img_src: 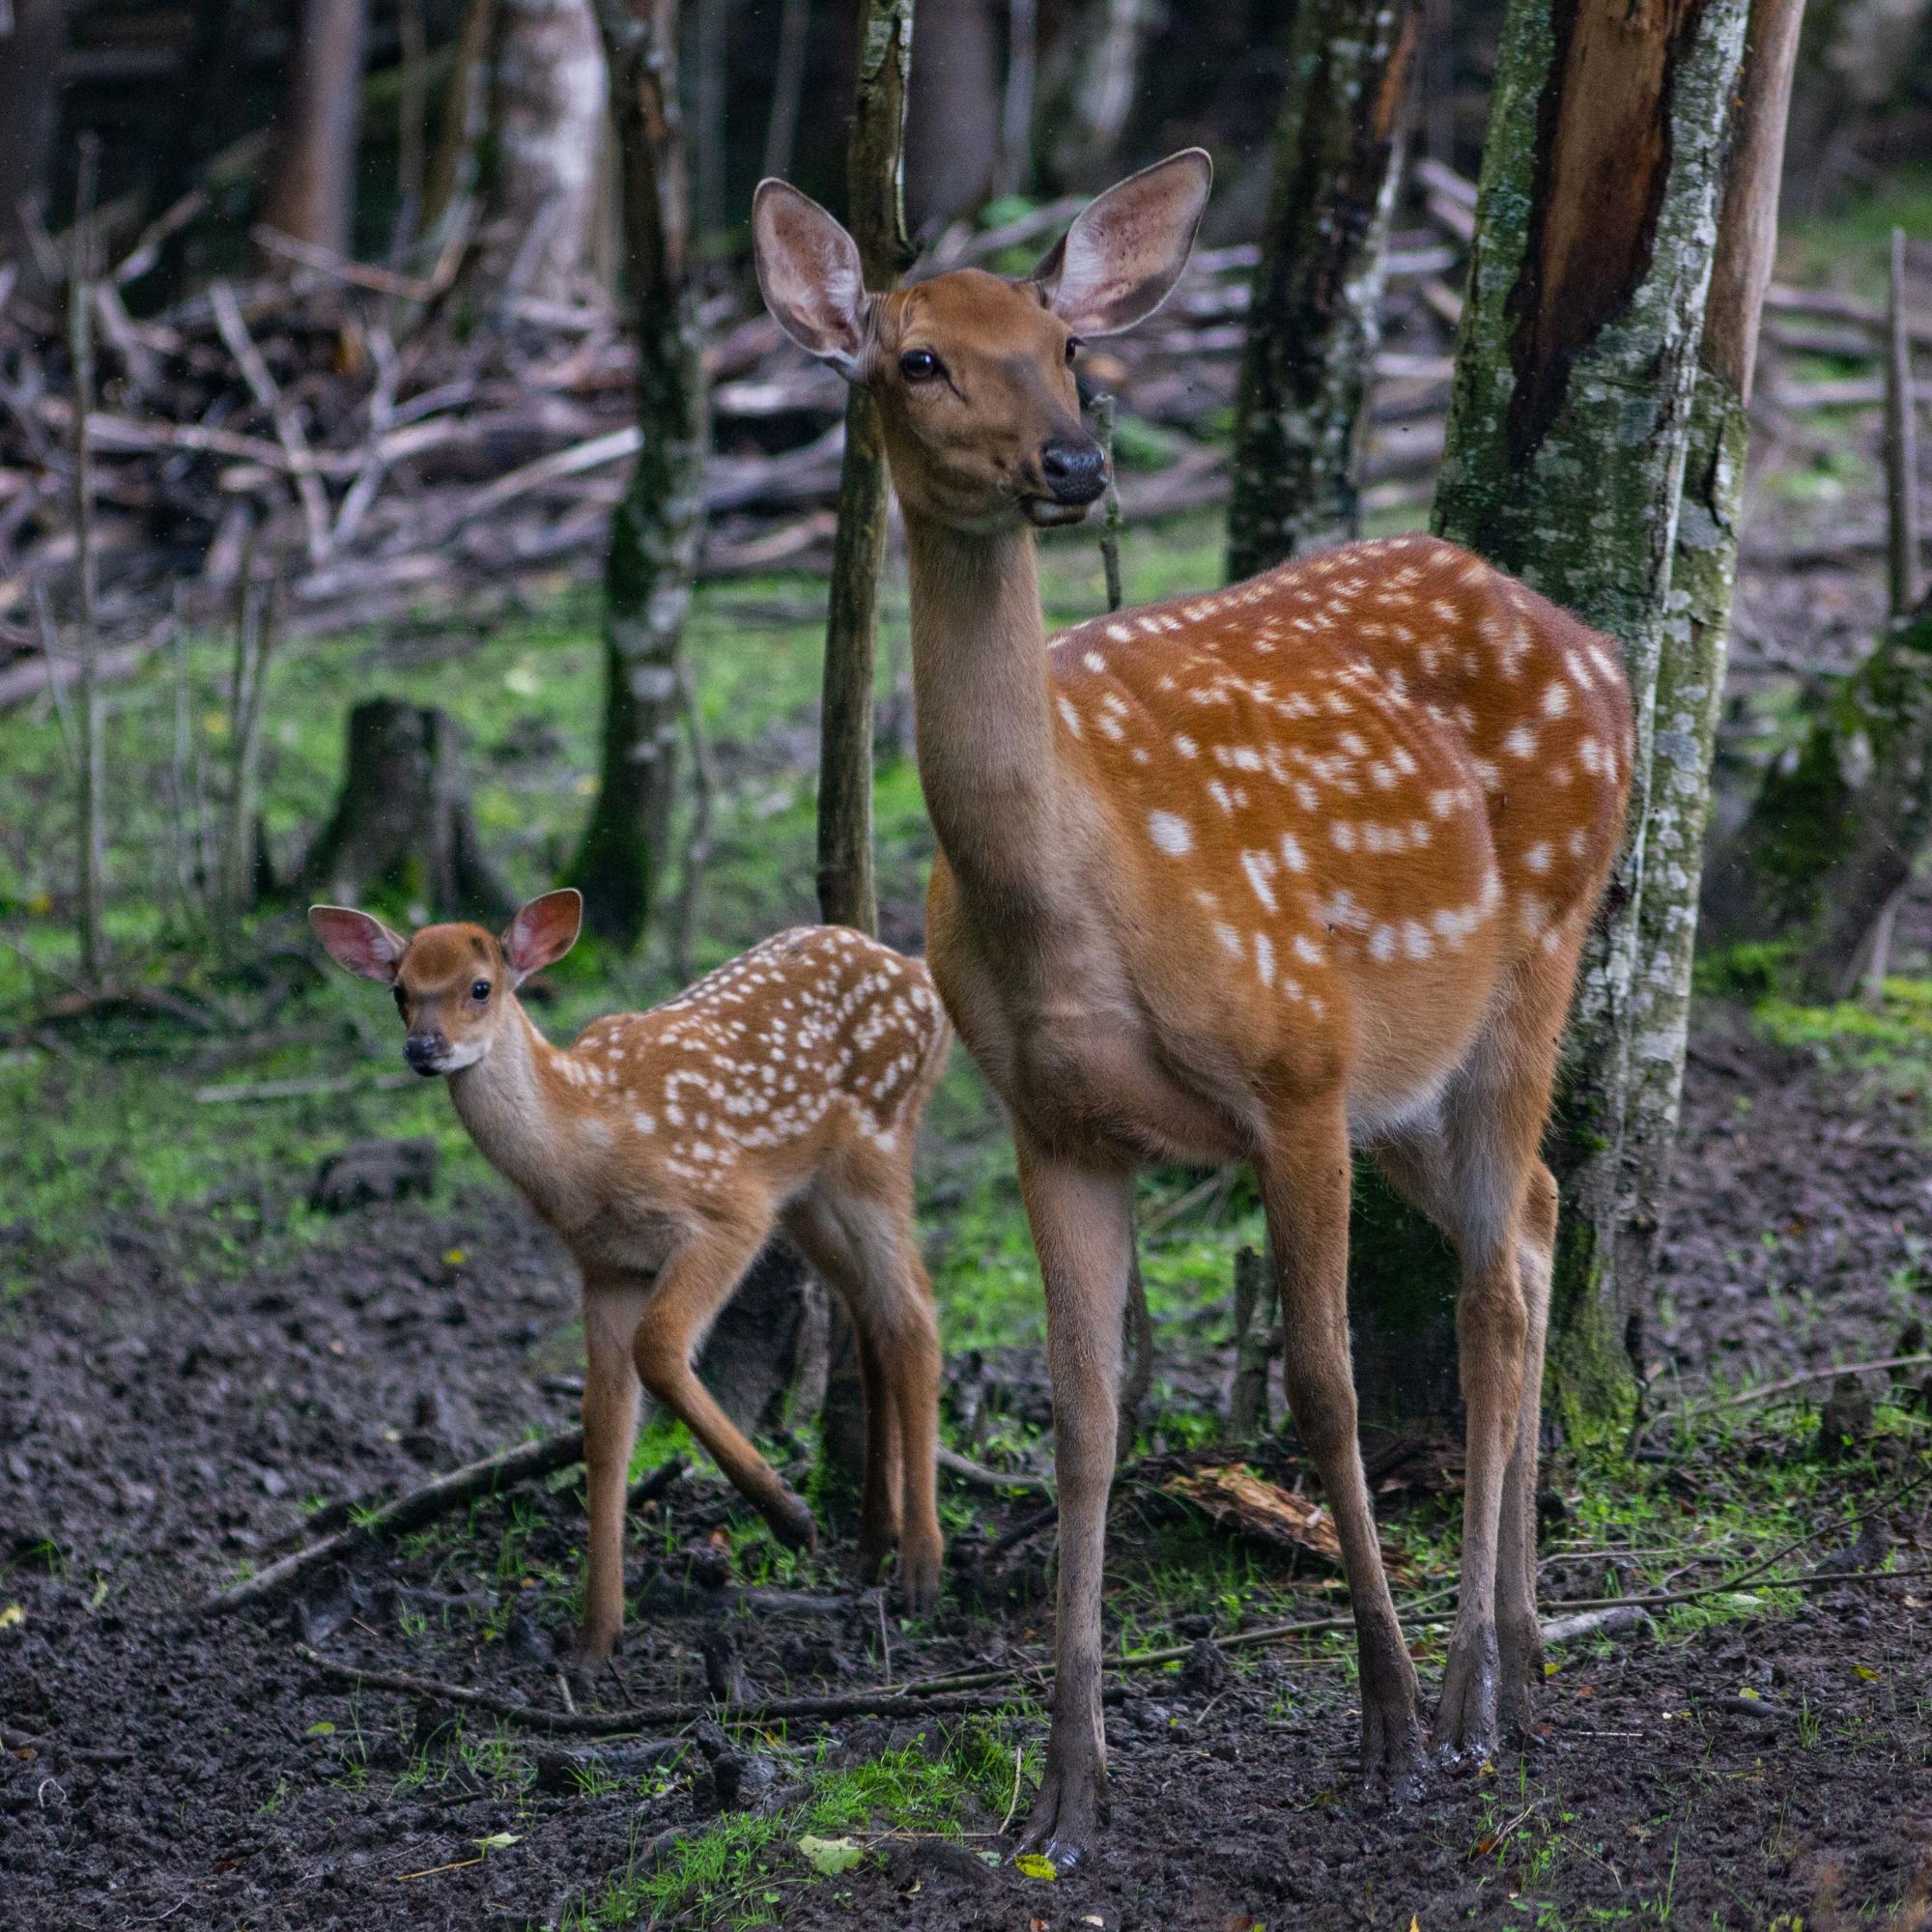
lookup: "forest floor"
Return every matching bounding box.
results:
[4,371,1932,1929]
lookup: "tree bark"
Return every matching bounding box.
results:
[568,0,707,951]
[262,0,371,254]
[903,0,997,237]
[301,698,512,921]
[813,0,915,1513]
[815,0,914,938]
[473,0,608,304]
[1225,0,1416,578]
[1038,0,1154,193]
[1619,0,1805,1306]
[1354,0,1751,1424]
[0,0,66,283]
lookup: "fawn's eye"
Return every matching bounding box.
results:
[470,980,492,1002]
[898,348,939,382]
[1065,336,1082,365]
[392,985,407,1010]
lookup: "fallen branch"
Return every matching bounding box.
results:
[1667,1352,1932,1424]
[1,1722,133,1766]
[191,1069,417,1103]
[205,1430,592,1612]
[936,1445,1053,1495]
[295,1643,1072,1733]
[1538,1605,1654,1646]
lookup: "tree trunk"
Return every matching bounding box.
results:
[812,0,915,1516]
[1038,0,1154,193]
[473,0,608,304]
[1225,0,1416,579]
[301,698,512,921]
[569,0,706,951]
[0,0,67,283]
[1711,596,1932,997]
[1619,0,1806,1306]
[1353,0,1751,1425]
[262,0,370,254]
[903,0,997,237]
[815,0,914,938]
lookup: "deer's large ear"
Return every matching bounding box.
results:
[752,180,870,377]
[309,905,408,982]
[503,889,582,984]
[1032,149,1212,337]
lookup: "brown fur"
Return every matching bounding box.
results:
[310,895,952,1662]
[754,152,1634,1865]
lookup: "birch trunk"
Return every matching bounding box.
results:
[1619,0,1805,1303]
[1358,0,1751,1422]
[570,0,707,950]
[1225,0,1416,578]
[474,0,608,304]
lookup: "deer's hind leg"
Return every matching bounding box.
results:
[1427,957,1573,1762]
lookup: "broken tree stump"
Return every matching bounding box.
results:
[299,697,511,921]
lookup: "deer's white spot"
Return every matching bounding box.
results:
[1148,810,1193,857]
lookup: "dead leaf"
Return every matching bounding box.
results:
[1163,1464,1409,1577]
[798,1834,866,1876]
[1014,1851,1058,1880]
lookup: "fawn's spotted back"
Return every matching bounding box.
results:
[562,926,950,1188]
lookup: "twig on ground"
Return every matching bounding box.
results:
[205,1431,596,1612]
[191,1069,418,1103]
[936,1445,1053,1494]
[1,1723,133,1766]
[1662,1353,1932,1426]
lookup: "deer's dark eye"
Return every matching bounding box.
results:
[392,985,408,1010]
[1065,336,1082,365]
[470,980,492,1002]
[898,348,940,382]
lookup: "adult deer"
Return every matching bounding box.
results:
[310,893,951,1663]
[753,154,1634,1861]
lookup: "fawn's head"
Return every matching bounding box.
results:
[753,151,1210,534]
[309,890,582,1076]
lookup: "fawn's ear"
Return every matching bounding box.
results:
[1031,149,1212,337]
[503,889,582,984]
[752,180,870,377]
[309,905,408,982]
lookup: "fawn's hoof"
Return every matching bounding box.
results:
[768,1492,817,1553]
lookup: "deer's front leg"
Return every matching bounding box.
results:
[576,1272,648,1666]
[1013,1142,1135,1871]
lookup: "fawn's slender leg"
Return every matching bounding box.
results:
[784,1194,901,1582]
[577,1272,648,1663]
[632,1220,816,1550]
[1014,1145,1135,1869]
[1432,963,1573,1761]
[1498,1158,1558,1737]
[851,1200,944,1610]
[1259,1083,1422,1796]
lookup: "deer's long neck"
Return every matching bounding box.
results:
[446,1003,574,1217]
[903,515,1077,931]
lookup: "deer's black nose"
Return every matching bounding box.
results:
[1039,436,1106,505]
[405,1033,446,1075]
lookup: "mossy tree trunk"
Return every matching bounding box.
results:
[1619,0,1806,1303]
[570,0,707,951]
[1712,597,1932,997]
[1225,0,1417,578]
[1355,0,1751,1425]
[813,0,916,1510]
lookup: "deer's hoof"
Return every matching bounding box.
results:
[1434,1625,1501,1767]
[896,1533,944,1614]
[1017,1759,1103,1874]
[769,1492,817,1553]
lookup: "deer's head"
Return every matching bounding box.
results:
[309,890,582,1076]
[753,151,1210,535]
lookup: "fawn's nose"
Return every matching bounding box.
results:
[1038,435,1107,505]
[404,1032,447,1075]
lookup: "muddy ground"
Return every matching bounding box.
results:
[4,1010,1930,1931]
